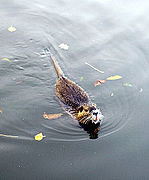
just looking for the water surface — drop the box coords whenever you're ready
[0,0,149,179]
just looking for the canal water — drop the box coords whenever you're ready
[0,0,149,179]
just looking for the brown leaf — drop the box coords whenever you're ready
[43,112,62,120]
[94,80,106,87]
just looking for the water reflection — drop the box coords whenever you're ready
[79,122,100,139]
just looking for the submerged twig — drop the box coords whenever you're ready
[85,62,104,74]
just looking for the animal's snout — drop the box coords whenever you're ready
[91,109,104,124]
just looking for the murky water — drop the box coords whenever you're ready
[1,0,149,179]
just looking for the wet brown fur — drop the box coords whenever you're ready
[52,56,96,124]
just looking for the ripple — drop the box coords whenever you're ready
[0,10,146,142]
[36,51,142,142]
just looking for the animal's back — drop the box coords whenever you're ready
[56,76,89,108]
[50,55,89,108]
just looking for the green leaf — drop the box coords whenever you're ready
[80,76,84,82]
[123,83,133,87]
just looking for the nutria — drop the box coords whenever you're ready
[51,55,104,127]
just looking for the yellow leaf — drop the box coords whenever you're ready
[106,75,122,80]
[34,132,45,141]
[8,26,16,32]
[1,58,11,62]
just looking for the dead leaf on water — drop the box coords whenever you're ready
[43,112,62,120]
[94,80,106,87]
[106,75,122,80]
[34,132,46,141]
[8,26,16,32]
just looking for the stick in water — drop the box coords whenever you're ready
[0,134,19,138]
[85,62,104,74]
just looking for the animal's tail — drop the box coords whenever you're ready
[51,55,64,78]
[44,47,64,78]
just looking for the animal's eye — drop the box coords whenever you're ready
[89,106,96,112]
[79,106,84,112]
[85,109,88,112]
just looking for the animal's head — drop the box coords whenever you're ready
[75,104,104,125]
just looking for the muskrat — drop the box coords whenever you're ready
[51,56,104,127]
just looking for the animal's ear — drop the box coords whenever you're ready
[79,106,84,112]
[89,105,96,112]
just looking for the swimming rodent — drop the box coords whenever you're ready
[51,55,104,127]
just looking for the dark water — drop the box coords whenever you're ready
[1,0,149,179]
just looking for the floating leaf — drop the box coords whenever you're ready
[85,62,104,74]
[34,132,45,141]
[8,26,16,32]
[80,76,84,82]
[1,58,11,62]
[16,81,22,85]
[110,93,114,97]
[43,112,62,120]
[94,80,106,87]
[123,83,133,87]
[139,88,143,92]
[106,75,122,80]
[59,43,69,50]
